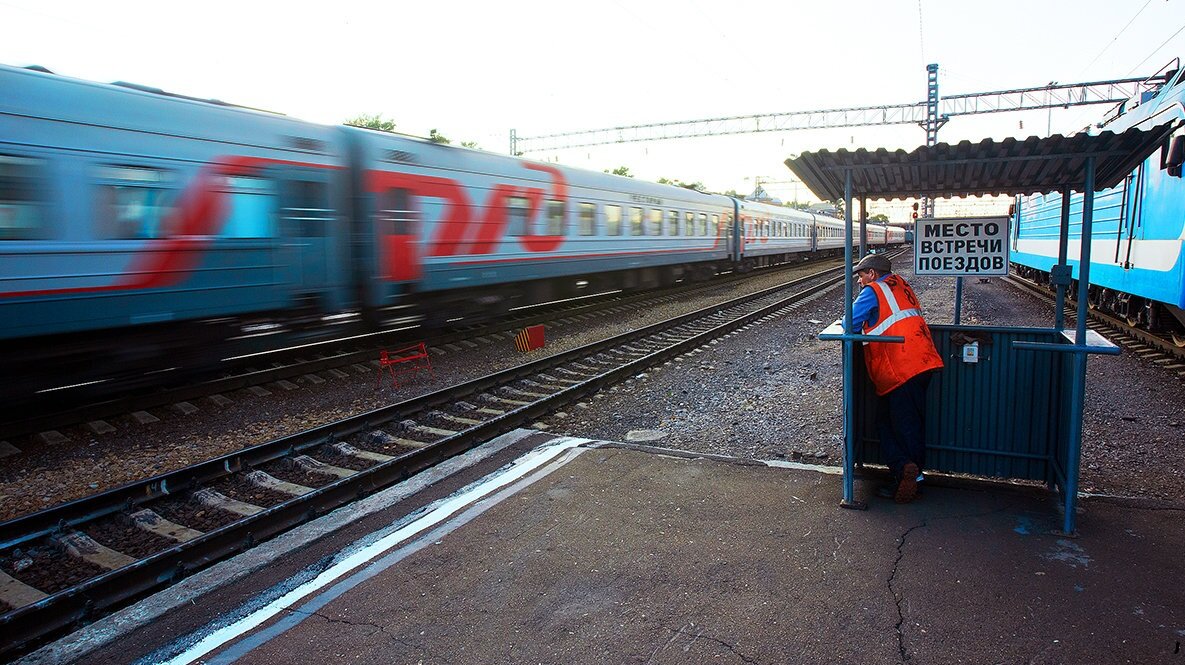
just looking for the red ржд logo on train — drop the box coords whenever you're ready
[368,163,567,281]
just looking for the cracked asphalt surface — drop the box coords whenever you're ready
[214,445,1182,665]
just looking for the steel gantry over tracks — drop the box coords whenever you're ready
[510,67,1169,155]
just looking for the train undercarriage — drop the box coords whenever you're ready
[1011,263,1185,346]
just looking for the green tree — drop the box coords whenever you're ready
[722,189,741,198]
[659,177,707,193]
[606,166,634,177]
[870,213,890,222]
[345,113,396,132]
[460,140,480,149]
[428,129,451,145]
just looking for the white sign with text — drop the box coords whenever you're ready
[914,216,1010,276]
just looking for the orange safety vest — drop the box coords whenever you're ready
[861,275,945,396]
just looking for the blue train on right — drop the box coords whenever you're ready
[1010,63,1185,344]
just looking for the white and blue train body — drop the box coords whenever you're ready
[0,63,902,395]
[1010,66,1185,337]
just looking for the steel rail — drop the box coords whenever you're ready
[0,255,845,442]
[1004,275,1185,363]
[0,259,862,659]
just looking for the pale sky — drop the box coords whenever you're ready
[3,0,1184,217]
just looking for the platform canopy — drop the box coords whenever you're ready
[795,119,1181,535]
[784,124,1180,201]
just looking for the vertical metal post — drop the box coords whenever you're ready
[921,64,944,219]
[1064,157,1095,536]
[509,129,518,156]
[842,169,857,506]
[1055,186,1072,331]
[858,195,868,257]
[953,277,963,324]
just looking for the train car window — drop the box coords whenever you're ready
[667,210,679,236]
[698,213,709,236]
[711,214,720,236]
[96,165,175,240]
[220,176,277,238]
[0,155,46,240]
[507,196,531,235]
[604,204,622,235]
[378,187,417,237]
[647,209,662,236]
[283,179,332,237]
[578,202,596,236]
[684,211,695,236]
[547,200,565,235]
[630,207,644,236]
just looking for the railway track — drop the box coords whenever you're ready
[0,256,847,443]
[1004,274,1185,379]
[0,259,859,660]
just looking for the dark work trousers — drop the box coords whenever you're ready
[875,372,933,481]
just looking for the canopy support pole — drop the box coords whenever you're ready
[1063,157,1095,536]
[1055,186,1073,331]
[858,195,867,257]
[840,169,863,509]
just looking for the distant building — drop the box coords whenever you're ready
[807,202,841,217]
[746,185,783,205]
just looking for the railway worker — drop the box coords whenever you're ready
[849,253,944,503]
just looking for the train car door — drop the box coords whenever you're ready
[1120,164,1146,269]
[276,170,337,297]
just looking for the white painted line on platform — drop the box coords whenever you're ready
[763,459,844,475]
[158,436,589,665]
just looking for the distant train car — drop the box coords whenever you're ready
[735,199,819,269]
[345,126,735,322]
[1010,67,1185,342]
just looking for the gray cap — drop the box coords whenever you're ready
[854,253,892,274]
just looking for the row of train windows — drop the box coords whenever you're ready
[576,203,718,237]
[2,156,831,243]
[0,157,332,240]
[745,219,815,238]
[377,191,723,238]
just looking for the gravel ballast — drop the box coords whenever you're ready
[1,255,1182,524]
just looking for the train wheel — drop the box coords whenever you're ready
[1172,332,1185,348]
[1144,301,1161,329]
[1099,289,1117,315]
[1124,296,1144,327]
[1087,286,1100,310]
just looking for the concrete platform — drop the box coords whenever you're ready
[22,432,1185,664]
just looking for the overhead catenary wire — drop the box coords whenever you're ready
[1079,0,1154,76]
[1126,20,1185,74]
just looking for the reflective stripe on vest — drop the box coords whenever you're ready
[863,280,923,339]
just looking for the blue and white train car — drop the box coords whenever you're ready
[735,198,817,268]
[0,64,353,360]
[1010,66,1185,339]
[814,214,850,252]
[346,126,735,320]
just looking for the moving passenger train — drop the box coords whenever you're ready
[1010,63,1185,343]
[0,63,902,398]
